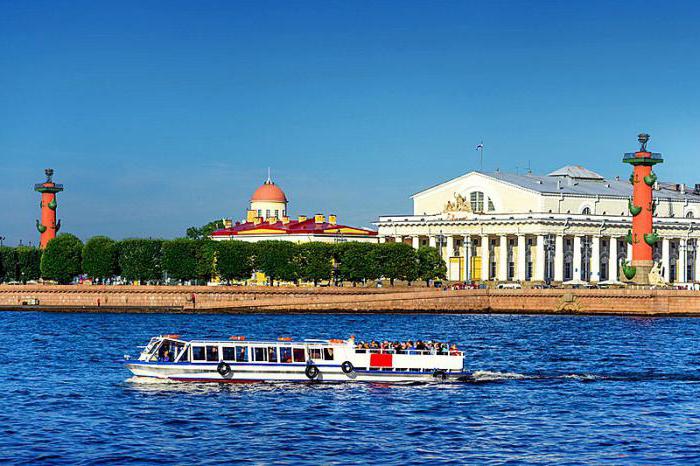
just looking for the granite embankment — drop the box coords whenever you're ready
[1,285,700,315]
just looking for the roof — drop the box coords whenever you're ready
[547,165,604,180]
[211,217,377,237]
[251,181,287,203]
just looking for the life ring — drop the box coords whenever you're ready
[341,361,354,374]
[432,369,447,381]
[305,364,320,380]
[217,361,232,378]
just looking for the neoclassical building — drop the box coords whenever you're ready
[375,165,700,284]
[211,175,377,243]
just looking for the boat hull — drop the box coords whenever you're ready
[126,362,468,384]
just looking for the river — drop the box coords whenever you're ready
[2,311,700,464]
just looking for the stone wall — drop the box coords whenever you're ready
[2,285,700,316]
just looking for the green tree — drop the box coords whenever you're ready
[297,242,334,285]
[16,246,42,283]
[162,239,214,283]
[186,220,226,240]
[40,234,83,284]
[336,242,379,286]
[416,246,446,286]
[118,238,163,283]
[0,247,18,283]
[254,241,297,285]
[215,241,254,282]
[82,236,119,281]
[371,242,418,286]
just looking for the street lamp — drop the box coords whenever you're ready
[0,236,4,248]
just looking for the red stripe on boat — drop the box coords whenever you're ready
[369,353,393,367]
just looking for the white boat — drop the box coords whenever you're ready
[125,335,469,383]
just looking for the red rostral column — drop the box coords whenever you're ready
[34,168,64,249]
[621,133,663,282]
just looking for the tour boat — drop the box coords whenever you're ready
[125,335,469,383]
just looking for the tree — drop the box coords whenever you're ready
[162,239,214,283]
[40,234,83,284]
[372,242,418,285]
[416,246,446,286]
[253,241,298,285]
[215,241,254,282]
[336,242,379,286]
[82,236,119,281]
[16,246,42,283]
[0,247,18,283]
[297,242,334,285]
[118,239,163,283]
[186,220,226,240]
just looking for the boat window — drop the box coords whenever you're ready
[267,347,278,363]
[309,348,322,360]
[323,348,334,360]
[253,347,267,362]
[206,346,220,362]
[293,348,306,363]
[280,347,292,363]
[222,347,236,361]
[192,346,205,361]
[235,346,248,362]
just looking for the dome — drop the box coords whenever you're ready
[251,180,287,203]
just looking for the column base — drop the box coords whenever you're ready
[620,260,661,285]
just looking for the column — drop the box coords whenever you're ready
[679,238,687,283]
[449,236,459,257]
[464,235,472,281]
[662,237,670,282]
[429,236,437,248]
[517,235,527,282]
[394,235,403,244]
[695,239,700,282]
[481,235,490,281]
[554,235,564,282]
[535,234,545,282]
[627,242,633,263]
[591,236,601,283]
[609,237,618,282]
[573,236,582,282]
[411,236,420,250]
[379,236,387,244]
[498,235,508,281]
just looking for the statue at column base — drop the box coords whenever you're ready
[619,260,665,286]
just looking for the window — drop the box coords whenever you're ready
[470,192,484,212]
[323,348,334,360]
[267,347,278,363]
[252,347,267,362]
[192,346,205,361]
[206,346,219,362]
[274,210,279,218]
[488,199,495,211]
[257,209,262,217]
[581,207,591,215]
[280,347,292,363]
[265,209,270,218]
[235,346,248,362]
[309,348,322,360]
[223,347,236,361]
[687,211,695,219]
[293,348,306,362]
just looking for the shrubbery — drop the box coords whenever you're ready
[1,236,446,286]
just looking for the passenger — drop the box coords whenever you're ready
[449,344,460,356]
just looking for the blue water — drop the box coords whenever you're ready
[2,312,700,464]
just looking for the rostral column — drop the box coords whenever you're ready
[34,168,64,248]
[621,133,663,283]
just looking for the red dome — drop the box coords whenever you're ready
[251,181,287,203]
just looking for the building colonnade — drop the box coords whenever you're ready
[387,233,700,284]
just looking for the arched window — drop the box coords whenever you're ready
[687,211,695,219]
[470,191,495,213]
[581,207,591,215]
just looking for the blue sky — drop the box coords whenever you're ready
[2,0,700,246]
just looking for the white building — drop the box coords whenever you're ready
[375,165,700,284]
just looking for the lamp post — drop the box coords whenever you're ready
[544,234,556,284]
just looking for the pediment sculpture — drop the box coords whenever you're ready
[444,192,472,213]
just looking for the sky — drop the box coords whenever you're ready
[1,0,700,246]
